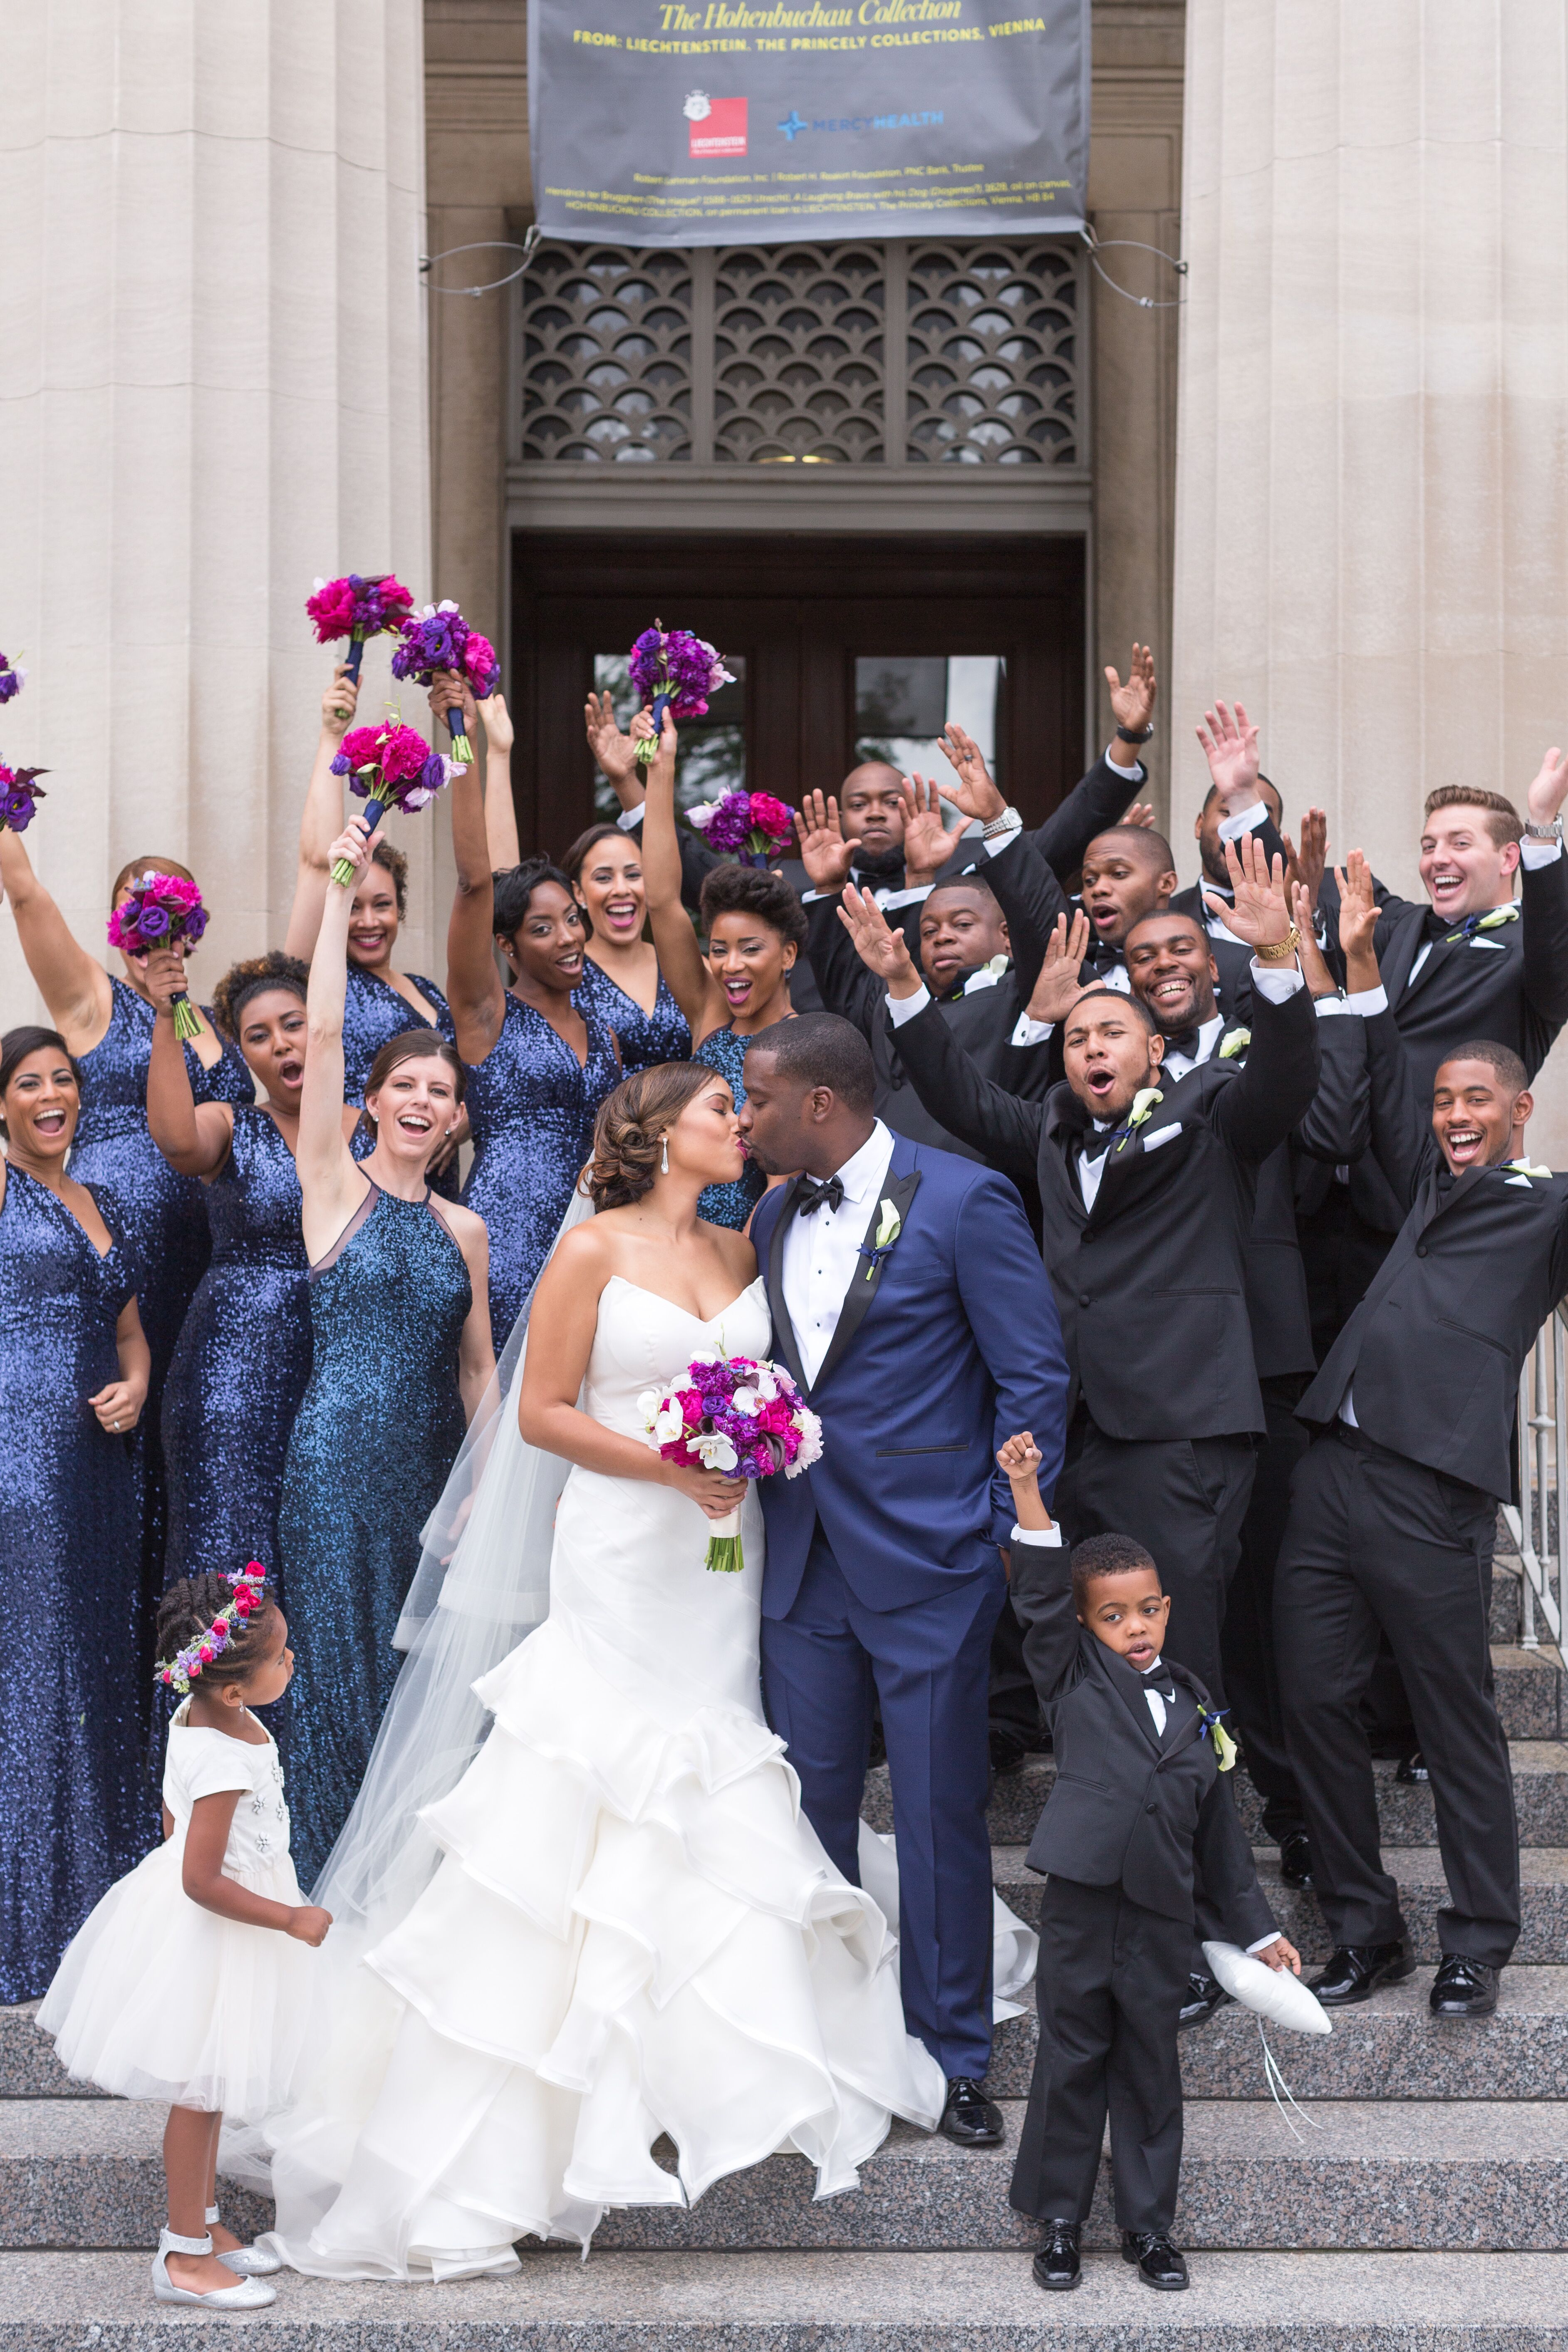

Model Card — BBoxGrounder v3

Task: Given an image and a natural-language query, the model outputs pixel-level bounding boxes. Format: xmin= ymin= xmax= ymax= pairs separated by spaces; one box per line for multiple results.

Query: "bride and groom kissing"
xmin=260 ymin=1010 xmax=1071 ymax=2281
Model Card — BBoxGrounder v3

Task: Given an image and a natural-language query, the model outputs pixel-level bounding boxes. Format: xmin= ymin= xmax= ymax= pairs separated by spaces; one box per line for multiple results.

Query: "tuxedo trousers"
xmin=1010 ymin=1877 xmax=1188 ymax=2233
xmin=1220 ymin=1375 xmax=1310 ymax=1841
xmin=1274 ymin=1426 xmax=1518 ymax=1966
xmin=760 ymin=1523 xmax=1003 ymax=2081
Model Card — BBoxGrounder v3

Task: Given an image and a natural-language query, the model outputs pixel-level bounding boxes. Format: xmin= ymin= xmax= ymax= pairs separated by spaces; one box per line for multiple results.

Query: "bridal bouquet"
xmin=629 ymin=621 xmax=733 ymax=769
xmin=329 ymin=721 xmax=450 ymax=883
xmin=0 ymin=763 xmax=47 ymax=833
xmin=108 ymin=872 xmax=210 ymax=1041
xmin=0 ymin=652 xmax=25 ymax=704
xmin=687 ymin=787 xmax=794 ymax=869
xmin=641 ymin=1350 xmax=822 ymax=1573
xmin=305 ymin=574 xmax=416 ymax=684
xmin=390 ymin=602 xmax=500 ymax=765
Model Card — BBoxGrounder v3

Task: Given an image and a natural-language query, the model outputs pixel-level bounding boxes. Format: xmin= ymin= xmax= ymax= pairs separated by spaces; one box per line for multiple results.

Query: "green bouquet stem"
xmin=704 ymin=1498 xmax=744 ymax=1574
xmin=171 ymin=993 xmax=205 ymax=1042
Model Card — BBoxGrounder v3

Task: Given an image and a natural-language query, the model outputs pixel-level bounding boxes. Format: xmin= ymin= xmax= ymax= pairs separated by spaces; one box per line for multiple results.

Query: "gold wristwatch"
xmin=1253 ymin=924 xmax=1301 ymax=965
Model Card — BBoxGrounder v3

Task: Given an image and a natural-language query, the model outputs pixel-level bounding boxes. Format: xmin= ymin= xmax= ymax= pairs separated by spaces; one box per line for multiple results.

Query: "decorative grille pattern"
xmin=516 ymin=244 xmax=693 ymax=463
xmin=905 ymin=243 xmax=1080 ymax=465
xmin=712 ymin=244 xmax=885 ymax=463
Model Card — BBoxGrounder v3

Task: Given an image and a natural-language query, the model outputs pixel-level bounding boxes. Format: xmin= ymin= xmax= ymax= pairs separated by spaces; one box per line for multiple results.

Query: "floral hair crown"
xmin=154 ymin=1563 xmax=268 ymax=1694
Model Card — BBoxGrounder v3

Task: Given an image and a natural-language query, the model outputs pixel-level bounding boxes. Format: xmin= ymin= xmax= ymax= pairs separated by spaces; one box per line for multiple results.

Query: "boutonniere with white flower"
xmin=1196 ymin=1702 xmax=1237 ymax=1771
xmin=859 ymin=1195 xmax=903 ymax=1283
xmin=1218 ymin=1028 xmax=1250 ymax=1059
xmin=1506 ymin=1159 xmax=1554 ymax=1183
xmin=1114 ymin=1087 xmax=1164 ymax=1152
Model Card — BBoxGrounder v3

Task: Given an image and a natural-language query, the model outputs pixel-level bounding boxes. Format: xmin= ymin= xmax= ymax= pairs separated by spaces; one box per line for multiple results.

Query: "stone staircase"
xmin=1 ymin=1533 xmax=1565 ymax=2345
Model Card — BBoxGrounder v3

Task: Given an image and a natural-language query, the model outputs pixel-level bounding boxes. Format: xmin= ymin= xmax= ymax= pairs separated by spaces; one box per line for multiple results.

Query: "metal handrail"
xmin=1502 ymin=1306 xmax=1568 ymax=1650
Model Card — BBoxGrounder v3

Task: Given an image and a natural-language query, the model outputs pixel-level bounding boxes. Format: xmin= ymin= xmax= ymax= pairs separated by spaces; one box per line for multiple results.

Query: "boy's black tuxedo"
xmin=1008 ymin=1538 xmax=1277 ymax=2234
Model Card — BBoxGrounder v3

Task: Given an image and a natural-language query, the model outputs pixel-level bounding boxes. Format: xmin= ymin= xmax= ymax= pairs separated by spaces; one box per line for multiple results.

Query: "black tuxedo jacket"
xmin=892 ymin=977 xmax=1321 ymax=1440
xmin=1298 ymin=1005 xmax=1568 ymax=1499
xmin=1020 ymin=749 xmax=1148 ymax=885
xmin=1010 ymin=1541 xmax=1278 ymax=1941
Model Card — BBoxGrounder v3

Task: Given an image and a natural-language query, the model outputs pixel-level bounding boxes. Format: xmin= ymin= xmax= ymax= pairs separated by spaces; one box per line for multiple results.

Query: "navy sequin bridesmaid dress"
xmin=692 ymin=1024 xmax=765 ymax=1229
xmin=160 ymin=1107 xmax=312 ymax=1588
xmin=278 ymin=1182 xmax=472 ymax=1886
xmin=577 ymin=954 xmax=690 ymax=1074
xmin=462 ymin=989 xmax=622 ymax=1341
xmin=342 ymin=966 xmax=461 ymax=1202
xmin=0 ymin=1169 xmax=158 ymax=1999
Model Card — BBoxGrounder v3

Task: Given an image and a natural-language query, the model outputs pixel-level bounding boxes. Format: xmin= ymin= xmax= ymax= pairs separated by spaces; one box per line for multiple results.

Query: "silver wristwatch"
xmin=1525 ymin=817 xmax=1564 ymax=842
xmin=981 ymin=806 xmax=1022 ymax=840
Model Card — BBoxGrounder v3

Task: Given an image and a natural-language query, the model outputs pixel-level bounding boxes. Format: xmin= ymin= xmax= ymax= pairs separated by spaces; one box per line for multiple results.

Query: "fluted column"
xmin=0 ymin=0 xmax=433 ymax=1011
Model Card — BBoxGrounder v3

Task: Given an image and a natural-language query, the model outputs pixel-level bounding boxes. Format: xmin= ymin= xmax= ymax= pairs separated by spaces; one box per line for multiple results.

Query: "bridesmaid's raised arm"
xmin=297 ymin=817 xmax=374 ymax=1261
xmin=639 ymin=711 xmax=717 ymax=1041
xmin=478 ymin=691 xmax=520 ymax=872
xmin=283 ymin=665 xmax=361 ymax=962
xmin=0 ymin=824 xmax=113 ymax=1054
xmin=443 ymin=709 xmax=508 ymax=1068
xmin=144 ymin=946 xmax=236 ymax=1178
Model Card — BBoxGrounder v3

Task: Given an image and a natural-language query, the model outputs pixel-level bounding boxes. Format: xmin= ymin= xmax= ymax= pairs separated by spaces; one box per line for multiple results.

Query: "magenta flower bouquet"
xmin=639 ymin=1350 xmax=822 ymax=1573
xmin=305 ymin=575 xmax=416 ymax=685
xmin=329 ymin=721 xmax=450 ymax=884
xmin=628 ymin=622 xmax=734 ymax=770
xmin=687 ymin=788 xmax=794 ymax=869
xmin=390 ymin=602 xmax=500 ymax=765
xmin=0 ymin=654 xmax=26 ymax=705
xmin=108 ymin=873 xmax=210 ymax=1041
xmin=0 ymin=764 xmax=47 ymax=834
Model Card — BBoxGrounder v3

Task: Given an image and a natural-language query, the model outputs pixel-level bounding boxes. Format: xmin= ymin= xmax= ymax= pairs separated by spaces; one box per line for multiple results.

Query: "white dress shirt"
xmin=779 ymin=1119 xmax=897 ymax=1386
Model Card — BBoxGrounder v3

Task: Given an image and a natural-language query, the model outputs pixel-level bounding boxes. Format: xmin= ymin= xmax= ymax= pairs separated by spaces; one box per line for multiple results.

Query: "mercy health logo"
xmin=777 ymin=106 xmax=942 ymax=140
xmin=684 ymin=90 xmax=748 ymax=156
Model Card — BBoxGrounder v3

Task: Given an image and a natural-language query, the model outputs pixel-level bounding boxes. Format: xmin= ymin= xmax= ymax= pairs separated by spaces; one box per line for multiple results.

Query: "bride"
xmin=257 ymin=1058 xmax=1031 ymax=2280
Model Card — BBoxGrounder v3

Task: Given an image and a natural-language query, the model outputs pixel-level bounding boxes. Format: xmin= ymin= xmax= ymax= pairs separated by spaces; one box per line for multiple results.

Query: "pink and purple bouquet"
xmin=629 ymin=622 xmax=734 ymax=770
xmin=390 ymin=601 xmax=500 ymax=765
xmin=688 ymin=788 xmax=794 ymax=868
xmin=640 ymin=1350 xmax=822 ymax=1573
xmin=107 ymin=872 xmax=210 ymax=1041
xmin=306 ymin=574 xmax=416 ymax=684
xmin=329 ymin=721 xmax=450 ymax=884
xmin=0 ymin=654 xmax=25 ymax=705
xmin=0 ymin=764 xmax=47 ymax=834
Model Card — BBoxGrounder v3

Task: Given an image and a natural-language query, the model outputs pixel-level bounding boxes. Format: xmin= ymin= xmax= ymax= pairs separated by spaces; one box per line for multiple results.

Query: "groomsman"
xmin=1168 ymin=699 xmax=1292 ymax=940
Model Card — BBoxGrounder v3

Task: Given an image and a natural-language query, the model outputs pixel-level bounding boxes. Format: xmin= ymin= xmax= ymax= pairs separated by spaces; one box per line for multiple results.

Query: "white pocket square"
xmin=1140 ymin=1123 xmax=1182 ymax=1152
xmin=1506 ymin=1173 xmax=1534 ymax=1187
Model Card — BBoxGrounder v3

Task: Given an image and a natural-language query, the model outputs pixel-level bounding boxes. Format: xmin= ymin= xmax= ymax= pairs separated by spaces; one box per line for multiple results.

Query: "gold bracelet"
xmin=1253 ymin=924 xmax=1301 ymax=965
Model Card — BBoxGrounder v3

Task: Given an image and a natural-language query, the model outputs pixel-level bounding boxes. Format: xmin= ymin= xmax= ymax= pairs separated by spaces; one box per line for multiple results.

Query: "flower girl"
xmin=38 ymin=1565 xmax=330 ymax=2309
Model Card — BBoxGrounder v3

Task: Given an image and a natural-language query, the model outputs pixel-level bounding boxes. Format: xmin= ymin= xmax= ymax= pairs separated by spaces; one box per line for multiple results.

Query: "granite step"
xmin=2 ymin=2097 xmax=1566 ymax=2255
xmin=5 ymin=2245 xmax=1568 ymax=2347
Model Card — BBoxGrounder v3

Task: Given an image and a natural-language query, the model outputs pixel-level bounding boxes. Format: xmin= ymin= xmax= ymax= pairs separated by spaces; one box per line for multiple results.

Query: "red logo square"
xmin=690 ymin=98 xmax=748 ymax=159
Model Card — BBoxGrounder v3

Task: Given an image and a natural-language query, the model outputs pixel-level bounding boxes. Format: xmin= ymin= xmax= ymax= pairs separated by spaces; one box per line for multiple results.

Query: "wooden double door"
xmin=508 ymin=530 xmax=1086 ymax=860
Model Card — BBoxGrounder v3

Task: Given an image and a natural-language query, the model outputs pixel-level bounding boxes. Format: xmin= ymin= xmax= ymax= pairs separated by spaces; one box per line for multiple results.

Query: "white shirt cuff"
xmin=1345 ymin=983 xmax=1389 ymax=1015
xmin=1010 ymin=1522 xmax=1062 ymax=1546
xmin=1521 ymin=838 xmax=1563 ymax=868
xmin=1219 ymin=799 xmax=1269 ymax=843
xmin=1246 ymin=1933 xmax=1282 ymax=1957
xmin=878 ymin=883 xmax=934 ymax=910
xmin=615 ymin=802 xmax=645 ymax=832
xmin=800 ymin=887 xmax=832 ymax=905
xmin=1105 ymin=748 xmax=1144 ymax=781
xmin=1248 ymin=961 xmax=1305 ymax=1002
xmin=1313 ymin=994 xmax=1348 ymax=1017
xmin=1011 ymin=1012 xmax=1054 ymax=1048
xmin=982 ymin=823 xmax=1023 ymax=857
xmin=887 ymin=984 xmax=932 ymax=1027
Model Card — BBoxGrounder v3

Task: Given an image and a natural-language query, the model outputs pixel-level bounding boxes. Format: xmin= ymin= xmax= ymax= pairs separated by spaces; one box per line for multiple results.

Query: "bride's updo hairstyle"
xmin=586 ymin=1063 xmax=716 ymax=1211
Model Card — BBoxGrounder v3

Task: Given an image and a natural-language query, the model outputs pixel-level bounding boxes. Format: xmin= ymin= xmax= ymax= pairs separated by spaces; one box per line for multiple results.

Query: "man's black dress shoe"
xmin=939 ymin=2077 xmax=1004 ymax=2146
xmin=1177 ymin=1968 xmax=1230 ymax=2031
xmin=1122 ymin=2230 xmax=1189 ymax=2290
xmin=1396 ymin=1748 xmax=1430 ymax=1784
xmin=1429 ymin=1954 xmax=1500 ymax=2017
xmin=1032 ymin=2220 xmax=1081 ymax=2291
xmin=1278 ymin=1829 xmax=1315 ymax=1889
xmin=1308 ymin=1941 xmax=1415 ymax=2005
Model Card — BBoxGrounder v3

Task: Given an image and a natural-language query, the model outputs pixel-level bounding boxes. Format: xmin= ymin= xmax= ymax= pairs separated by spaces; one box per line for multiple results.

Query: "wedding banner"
xmin=527 ymin=1 xmax=1090 ymax=248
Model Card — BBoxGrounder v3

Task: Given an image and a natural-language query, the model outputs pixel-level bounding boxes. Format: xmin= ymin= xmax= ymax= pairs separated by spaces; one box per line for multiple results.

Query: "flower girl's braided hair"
xmin=154 ymin=1568 xmax=276 ymax=1695
xmin=586 ymin=1063 xmax=715 ymax=1210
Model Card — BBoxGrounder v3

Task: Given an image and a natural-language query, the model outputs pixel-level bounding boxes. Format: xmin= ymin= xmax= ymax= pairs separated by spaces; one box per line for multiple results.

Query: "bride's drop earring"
xmin=660 ymin=1135 xmax=670 ymax=1175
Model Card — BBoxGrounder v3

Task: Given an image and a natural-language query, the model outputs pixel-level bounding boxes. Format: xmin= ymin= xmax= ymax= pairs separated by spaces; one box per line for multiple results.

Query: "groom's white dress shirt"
xmin=779 ymin=1119 xmax=895 ymax=1387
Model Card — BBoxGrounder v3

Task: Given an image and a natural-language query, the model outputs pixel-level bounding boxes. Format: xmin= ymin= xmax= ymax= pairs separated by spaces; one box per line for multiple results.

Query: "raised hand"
xmin=1282 ymin=806 xmax=1327 ymax=912
xmin=936 ymin=722 xmax=1007 ymax=825
xmin=899 ymin=773 xmax=952 ymax=885
xmin=793 ymin=789 xmax=861 ymax=890
xmin=323 ymin=664 xmax=359 ymax=737
xmin=1122 ymin=801 xmax=1157 ymax=830
xmin=1526 ymin=746 xmax=1568 ymax=827
xmin=428 ymin=669 xmax=478 ymax=743
xmin=837 ymin=883 xmax=921 ymax=995
xmin=142 ymin=945 xmax=187 ymax=1016
xmin=585 ymin=689 xmax=641 ymax=796
xmin=1025 ymin=909 xmax=1093 ymax=1026
xmin=1206 ymin=833 xmax=1291 ymax=953
xmin=1292 ymin=881 xmax=1337 ymax=996
xmin=1335 ymin=850 xmax=1380 ymax=989
xmin=1195 ymin=698 xmax=1261 ymax=809
xmin=327 ymin=815 xmax=377 ymax=885
xmin=478 ymin=690 xmax=515 ymax=756
xmin=1105 ymin=643 xmax=1157 ymax=739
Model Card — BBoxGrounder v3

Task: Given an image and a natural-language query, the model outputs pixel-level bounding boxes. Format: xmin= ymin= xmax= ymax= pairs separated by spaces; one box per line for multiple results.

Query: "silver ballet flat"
xmin=152 ymin=2226 xmax=277 ymax=2308
xmin=208 ymin=2201 xmax=283 ymax=2275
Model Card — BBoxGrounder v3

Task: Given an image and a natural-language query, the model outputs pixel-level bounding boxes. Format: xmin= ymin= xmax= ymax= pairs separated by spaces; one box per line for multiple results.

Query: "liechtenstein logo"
xmin=778 ymin=109 xmax=808 ymax=141
xmin=687 ymin=94 xmax=748 ymax=158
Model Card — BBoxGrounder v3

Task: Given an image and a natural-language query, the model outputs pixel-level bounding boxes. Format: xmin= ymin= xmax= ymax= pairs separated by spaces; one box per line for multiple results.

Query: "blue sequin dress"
xmin=160 ymin=1108 xmax=312 ymax=1588
xmin=462 ymin=989 xmax=623 ymax=1341
xmin=278 ymin=1182 xmax=472 ymax=1886
xmin=342 ymin=966 xmax=461 ymax=1202
xmin=577 ymin=954 xmax=690 ymax=1073
xmin=693 ymin=1024 xmax=766 ymax=1229
xmin=0 ymin=1168 xmax=157 ymax=1999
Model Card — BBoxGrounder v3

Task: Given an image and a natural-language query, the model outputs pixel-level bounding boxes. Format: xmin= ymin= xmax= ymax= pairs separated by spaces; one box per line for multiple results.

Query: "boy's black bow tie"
xmin=795 ymin=1173 xmax=845 ymax=1216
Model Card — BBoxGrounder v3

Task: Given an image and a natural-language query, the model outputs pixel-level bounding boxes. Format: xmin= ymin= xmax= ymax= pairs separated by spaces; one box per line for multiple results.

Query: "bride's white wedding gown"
xmin=259 ymin=1274 xmax=1031 ymax=2280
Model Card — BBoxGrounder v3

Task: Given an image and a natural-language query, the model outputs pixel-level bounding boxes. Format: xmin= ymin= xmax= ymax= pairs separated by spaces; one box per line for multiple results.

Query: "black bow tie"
xmin=1162 ymin=1026 xmax=1201 ymax=1062
xmin=1080 ymin=940 xmax=1124 ymax=978
xmin=795 ymin=1174 xmax=845 ymax=1217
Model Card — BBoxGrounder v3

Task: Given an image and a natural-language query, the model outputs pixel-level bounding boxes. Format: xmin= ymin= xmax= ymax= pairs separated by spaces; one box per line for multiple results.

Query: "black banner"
xmin=527 ymin=2 xmax=1090 ymax=248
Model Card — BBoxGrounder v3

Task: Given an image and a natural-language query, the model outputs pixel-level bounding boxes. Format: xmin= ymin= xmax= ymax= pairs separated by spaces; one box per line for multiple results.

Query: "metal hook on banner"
xmin=1078 ymin=225 xmax=1188 ymax=310
xmin=419 ymin=228 xmax=541 ymax=299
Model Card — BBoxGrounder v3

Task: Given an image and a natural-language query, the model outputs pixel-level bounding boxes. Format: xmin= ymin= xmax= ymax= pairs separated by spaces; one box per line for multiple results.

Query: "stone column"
xmin=0 ymin=0 xmax=433 ymax=1009
xmin=1170 ymin=0 xmax=1568 ymax=1145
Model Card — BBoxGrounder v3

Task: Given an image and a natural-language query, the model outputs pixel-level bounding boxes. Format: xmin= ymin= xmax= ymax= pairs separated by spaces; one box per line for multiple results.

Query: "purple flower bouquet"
xmin=108 ymin=874 xmax=210 ymax=1041
xmin=0 ymin=653 xmax=27 ymax=706
xmin=628 ymin=622 xmax=734 ymax=770
xmin=640 ymin=1350 xmax=822 ymax=1573
xmin=329 ymin=722 xmax=450 ymax=883
xmin=390 ymin=602 xmax=500 ymax=765
xmin=306 ymin=575 xmax=416 ymax=685
xmin=0 ymin=764 xmax=47 ymax=834
xmin=687 ymin=788 xmax=794 ymax=869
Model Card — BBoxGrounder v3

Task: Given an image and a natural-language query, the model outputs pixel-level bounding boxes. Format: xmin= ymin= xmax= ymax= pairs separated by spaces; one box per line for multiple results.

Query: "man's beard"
xmin=852 ymin=840 xmax=907 ymax=885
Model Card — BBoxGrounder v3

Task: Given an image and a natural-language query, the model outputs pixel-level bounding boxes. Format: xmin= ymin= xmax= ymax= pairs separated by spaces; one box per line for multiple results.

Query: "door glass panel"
xmin=591 ymin=652 xmax=747 ymax=823
xmin=854 ymin=654 xmax=1003 ymax=833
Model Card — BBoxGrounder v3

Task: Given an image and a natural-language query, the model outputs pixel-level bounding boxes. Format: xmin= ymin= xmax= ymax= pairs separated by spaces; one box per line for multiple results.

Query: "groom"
xmin=739 ymin=1014 xmax=1071 ymax=2144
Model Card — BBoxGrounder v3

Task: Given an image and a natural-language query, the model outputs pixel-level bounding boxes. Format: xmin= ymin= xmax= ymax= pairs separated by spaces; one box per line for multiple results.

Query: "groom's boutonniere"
xmin=1218 ymin=1028 xmax=1250 ymax=1059
xmin=1196 ymin=1702 xmax=1237 ymax=1771
xmin=1506 ymin=1158 xmax=1554 ymax=1185
xmin=1114 ymin=1086 xmax=1164 ymax=1152
xmin=859 ymin=1196 xmax=903 ymax=1283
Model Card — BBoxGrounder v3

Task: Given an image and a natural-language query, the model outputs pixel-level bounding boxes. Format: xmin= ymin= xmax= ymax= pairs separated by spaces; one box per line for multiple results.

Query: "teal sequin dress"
xmin=278 ymin=1182 xmax=471 ymax=1886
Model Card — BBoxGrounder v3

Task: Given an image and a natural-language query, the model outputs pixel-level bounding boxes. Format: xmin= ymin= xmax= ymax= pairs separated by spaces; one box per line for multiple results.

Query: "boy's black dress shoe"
xmin=1396 ymin=1747 xmax=1430 ymax=1784
xmin=1122 ymin=2230 xmax=1189 ymax=2290
xmin=1308 ymin=1942 xmax=1415 ymax=2004
xmin=1278 ymin=1829 xmax=1314 ymax=1889
xmin=1032 ymin=2221 xmax=1081 ymax=2291
xmin=1429 ymin=1955 xmax=1500 ymax=2017
xmin=939 ymin=2077 xmax=1004 ymax=2146
xmin=1177 ymin=1968 xmax=1230 ymax=2030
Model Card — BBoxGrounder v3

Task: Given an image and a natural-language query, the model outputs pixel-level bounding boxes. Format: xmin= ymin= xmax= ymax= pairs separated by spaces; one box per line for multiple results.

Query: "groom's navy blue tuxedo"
xmin=753 ymin=1131 xmax=1070 ymax=2080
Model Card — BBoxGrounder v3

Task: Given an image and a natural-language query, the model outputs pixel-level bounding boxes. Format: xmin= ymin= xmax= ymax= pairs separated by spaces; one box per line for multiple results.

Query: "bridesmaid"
xmin=281 ymin=815 xmax=495 ymax=1887
xmin=435 ymin=676 xmax=622 ymax=1341
xmin=146 ymin=948 xmax=356 ymax=1588
xmin=0 ymin=1026 xmax=157 ymax=1999
xmin=639 ymin=709 xmax=803 ymax=1228
xmin=562 ymin=823 xmax=691 ymax=1072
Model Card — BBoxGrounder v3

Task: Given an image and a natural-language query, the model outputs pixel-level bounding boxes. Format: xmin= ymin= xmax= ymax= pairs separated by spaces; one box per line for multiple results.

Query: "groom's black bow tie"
xmin=795 ymin=1173 xmax=845 ymax=1217
xmin=1161 ymin=1026 xmax=1201 ymax=1061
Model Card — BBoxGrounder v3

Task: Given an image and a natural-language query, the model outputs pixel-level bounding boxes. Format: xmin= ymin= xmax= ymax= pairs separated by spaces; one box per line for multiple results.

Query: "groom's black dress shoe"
xmin=1032 ymin=2221 xmax=1081 ymax=2291
xmin=1177 ymin=1969 xmax=1229 ymax=2031
xmin=1307 ymin=1941 xmax=1415 ymax=2005
xmin=1429 ymin=1954 xmax=1499 ymax=2017
xmin=1122 ymin=2230 xmax=1189 ymax=2291
xmin=939 ymin=2077 xmax=1004 ymax=2146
